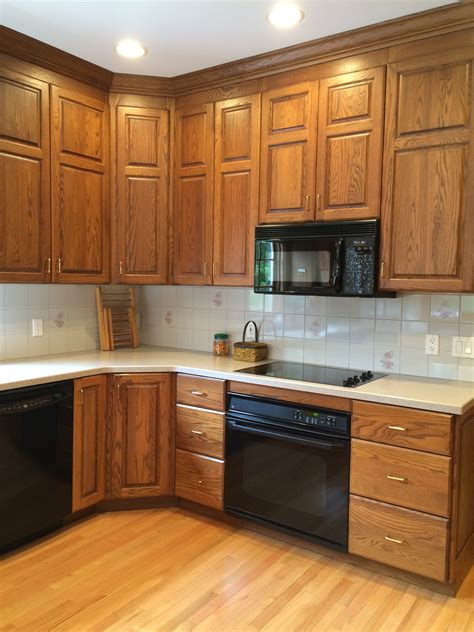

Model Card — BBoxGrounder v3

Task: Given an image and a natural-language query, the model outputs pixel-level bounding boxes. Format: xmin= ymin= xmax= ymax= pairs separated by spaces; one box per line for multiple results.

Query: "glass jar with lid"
xmin=213 ymin=333 xmax=229 ymax=356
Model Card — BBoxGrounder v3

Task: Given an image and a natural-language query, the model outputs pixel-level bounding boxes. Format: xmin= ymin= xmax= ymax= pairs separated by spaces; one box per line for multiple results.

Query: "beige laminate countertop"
xmin=0 ymin=346 xmax=472 ymax=415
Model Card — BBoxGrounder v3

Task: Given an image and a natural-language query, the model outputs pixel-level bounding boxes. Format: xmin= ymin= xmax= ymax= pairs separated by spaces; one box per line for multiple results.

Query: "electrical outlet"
xmin=452 ymin=337 xmax=474 ymax=358
xmin=31 ymin=318 xmax=43 ymax=337
xmin=425 ymin=334 xmax=439 ymax=355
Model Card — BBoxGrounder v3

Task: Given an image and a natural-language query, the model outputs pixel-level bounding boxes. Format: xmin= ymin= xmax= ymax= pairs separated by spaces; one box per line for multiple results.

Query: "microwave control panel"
xmin=342 ymin=238 xmax=376 ymax=296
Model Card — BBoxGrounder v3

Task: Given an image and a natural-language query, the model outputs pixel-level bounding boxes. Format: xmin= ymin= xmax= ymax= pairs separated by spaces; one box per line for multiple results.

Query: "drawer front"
xmin=176 ymin=405 xmax=224 ymax=459
xmin=175 ymin=449 xmax=224 ymax=510
xmin=352 ymin=401 xmax=453 ymax=455
xmin=350 ymin=439 xmax=451 ymax=517
xmin=349 ymin=495 xmax=448 ymax=581
xmin=177 ymin=374 xmax=226 ymax=411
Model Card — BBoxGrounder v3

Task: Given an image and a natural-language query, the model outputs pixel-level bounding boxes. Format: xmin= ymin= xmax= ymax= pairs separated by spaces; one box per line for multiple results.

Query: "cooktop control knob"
xmin=343 ymin=377 xmax=354 ymax=387
xmin=367 ymin=370 xmax=373 ymax=379
xmin=361 ymin=372 xmax=368 ymax=381
xmin=353 ymin=375 xmax=360 ymax=383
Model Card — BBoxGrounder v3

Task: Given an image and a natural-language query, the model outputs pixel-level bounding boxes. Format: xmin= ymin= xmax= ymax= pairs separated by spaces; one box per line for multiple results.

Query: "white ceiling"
xmin=0 ymin=0 xmax=457 ymax=77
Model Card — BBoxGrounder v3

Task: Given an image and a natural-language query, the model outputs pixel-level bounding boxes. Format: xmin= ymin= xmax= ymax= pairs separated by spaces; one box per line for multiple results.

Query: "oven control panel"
xmin=292 ymin=409 xmax=346 ymax=432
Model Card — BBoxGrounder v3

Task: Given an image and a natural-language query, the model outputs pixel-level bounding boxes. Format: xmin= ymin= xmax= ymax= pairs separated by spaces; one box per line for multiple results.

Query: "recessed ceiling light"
xmin=114 ymin=39 xmax=147 ymax=59
xmin=267 ymin=3 xmax=305 ymax=29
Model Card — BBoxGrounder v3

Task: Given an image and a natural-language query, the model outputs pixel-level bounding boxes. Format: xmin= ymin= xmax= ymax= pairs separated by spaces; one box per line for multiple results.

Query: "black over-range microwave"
xmin=254 ymin=219 xmax=389 ymax=297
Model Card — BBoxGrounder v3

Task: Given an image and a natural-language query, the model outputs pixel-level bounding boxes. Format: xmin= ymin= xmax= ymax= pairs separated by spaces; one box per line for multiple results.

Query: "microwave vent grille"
xmin=256 ymin=220 xmax=378 ymax=240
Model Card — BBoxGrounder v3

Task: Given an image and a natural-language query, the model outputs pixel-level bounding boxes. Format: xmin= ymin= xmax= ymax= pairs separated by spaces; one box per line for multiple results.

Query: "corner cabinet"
xmin=115 ymin=103 xmax=169 ymax=284
xmin=0 ymin=68 xmax=51 ymax=282
xmin=379 ymin=33 xmax=474 ymax=292
xmin=107 ymin=373 xmax=174 ymax=499
xmin=51 ymin=86 xmax=110 ymax=283
xmin=72 ymin=375 xmax=107 ymax=512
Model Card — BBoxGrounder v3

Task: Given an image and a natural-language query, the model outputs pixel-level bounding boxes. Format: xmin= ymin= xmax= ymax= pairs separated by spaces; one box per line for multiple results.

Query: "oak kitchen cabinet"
xmin=0 ymin=61 xmax=111 ymax=284
xmin=0 ymin=68 xmax=51 ymax=282
xmin=379 ymin=32 xmax=474 ymax=292
xmin=107 ymin=373 xmax=174 ymax=499
xmin=174 ymin=95 xmax=260 ymax=286
xmin=115 ymin=102 xmax=169 ymax=284
xmin=72 ymin=375 xmax=107 ymax=512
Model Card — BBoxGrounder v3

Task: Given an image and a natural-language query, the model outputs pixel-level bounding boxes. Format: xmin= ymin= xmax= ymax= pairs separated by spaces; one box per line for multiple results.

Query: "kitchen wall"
xmin=141 ymin=286 xmax=474 ymax=382
xmin=0 ymin=284 xmax=101 ymax=360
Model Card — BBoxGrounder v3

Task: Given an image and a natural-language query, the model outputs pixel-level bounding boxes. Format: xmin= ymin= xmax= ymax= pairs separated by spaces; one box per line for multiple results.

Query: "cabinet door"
xmin=213 ymin=95 xmax=260 ymax=286
xmin=0 ymin=69 xmax=51 ymax=282
xmin=116 ymin=106 xmax=169 ymax=284
xmin=380 ymin=50 xmax=474 ymax=291
xmin=51 ymin=86 xmax=110 ymax=283
xmin=316 ymin=67 xmax=384 ymax=221
xmin=108 ymin=373 xmax=173 ymax=498
xmin=73 ymin=375 xmax=106 ymax=511
xmin=174 ymin=104 xmax=214 ymax=285
xmin=259 ymin=82 xmax=318 ymax=223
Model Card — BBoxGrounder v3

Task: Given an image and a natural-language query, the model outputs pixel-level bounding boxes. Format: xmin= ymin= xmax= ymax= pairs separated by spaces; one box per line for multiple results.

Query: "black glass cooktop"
xmin=236 ymin=362 xmax=386 ymax=388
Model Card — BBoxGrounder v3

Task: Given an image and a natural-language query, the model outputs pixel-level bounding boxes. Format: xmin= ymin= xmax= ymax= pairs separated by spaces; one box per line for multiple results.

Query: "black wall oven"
xmin=225 ymin=393 xmax=350 ymax=550
xmin=254 ymin=219 xmax=383 ymax=296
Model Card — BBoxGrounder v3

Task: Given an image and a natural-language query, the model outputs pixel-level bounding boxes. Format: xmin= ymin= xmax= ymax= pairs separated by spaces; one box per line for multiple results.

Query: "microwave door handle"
xmin=331 ymin=239 xmax=345 ymax=293
xmin=227 ymin=418 xmax=347 ymax=450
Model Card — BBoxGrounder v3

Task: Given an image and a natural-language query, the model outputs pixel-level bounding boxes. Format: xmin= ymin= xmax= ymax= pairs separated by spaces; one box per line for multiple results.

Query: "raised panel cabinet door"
xmin=116 ymin=106 xmax=169 ymax=284
xmin=51 ymin=86 xmax=110 ymax=283
xmin=316 ymin=67 xmax=385 ymax=221
xmin=0 ymin=69 xmax=51 ymax=282
xmin=108 ymin=373 xmax=173 ymax=498
xmin=259 ymin=82 xmax=318 ymax=223
xmin=173 ymin=103 xmax=214 ymax=285
xmin=72 ymin=375 xmax=106 ymax=511
xmin=213 ymin=95 xmax=260 ymax=286
xmin=380 ymin=48 xmax=474 ymax=291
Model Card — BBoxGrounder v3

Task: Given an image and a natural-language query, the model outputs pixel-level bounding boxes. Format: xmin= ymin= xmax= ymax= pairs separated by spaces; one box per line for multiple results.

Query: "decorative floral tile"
xmin=430 ymin=294 xmax=460 ymax=322
xmin=374 ymin=346 xmax=400 ymax=373
xmin=304 ymin=316 xmax=327 ymax=339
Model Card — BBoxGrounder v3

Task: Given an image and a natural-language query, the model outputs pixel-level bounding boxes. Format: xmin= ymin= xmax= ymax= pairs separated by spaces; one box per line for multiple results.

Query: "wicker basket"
xmin=233 ymin=321 xmax=268 ymax=362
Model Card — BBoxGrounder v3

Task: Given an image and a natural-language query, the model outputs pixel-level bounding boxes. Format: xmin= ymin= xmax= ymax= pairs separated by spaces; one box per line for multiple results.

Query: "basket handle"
xmin=242 ymin=320 xmax=259 ymax=343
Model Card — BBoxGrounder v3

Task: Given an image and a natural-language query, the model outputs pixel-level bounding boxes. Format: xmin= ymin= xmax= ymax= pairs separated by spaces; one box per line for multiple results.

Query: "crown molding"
xmin=171 ymin=2 xmax=474 ymax=94
xmin=110 ymin=73 xmax=174 ymax=97
xmin=0 ymin=25 xmax=113 ymax=91
xmin=1 ymin=2 xmax=473 ymax=97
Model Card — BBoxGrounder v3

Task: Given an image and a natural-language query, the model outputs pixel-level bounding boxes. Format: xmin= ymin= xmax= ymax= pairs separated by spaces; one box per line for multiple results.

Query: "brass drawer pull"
xmin=388 ymin=425 xmax=407 ymax=431
xmin=78 ymin=388 xmax=84 ymax=405
xmin=198 ymin=480 xmax=203 ymax=485
xmin=191 ymin=430 xmax=204 ymax=435
xmin=191 ymin=390 xmax=207 ymax=397
xmin=387 ymin=474 xmax=407 ymax=483
xmin=385 ymin=535 xmax=404 ymax=545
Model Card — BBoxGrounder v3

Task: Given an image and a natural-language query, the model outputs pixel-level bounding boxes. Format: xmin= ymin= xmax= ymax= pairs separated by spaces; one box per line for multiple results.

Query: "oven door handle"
xmin=227 ymin=418 xmax=348 ymax=450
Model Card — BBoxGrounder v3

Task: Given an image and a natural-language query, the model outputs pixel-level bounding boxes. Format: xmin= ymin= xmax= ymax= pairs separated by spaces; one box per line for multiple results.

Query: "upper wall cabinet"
xmin=213 ymin=95 xmax=260 ymax=286
xmin=259 ymin=82 xmax=318 ymax=223
xmin=380 ymin=34 xmax=474 ymax=292
xmin=0 ymin=69 xmax=51 ymax=282
xmin=116 ymin=105 xmax=169 ymax=284
xmin=174 ymin=103 xmax=214 ymax=285
xmin=316 ymin=67 xmax=385 ymax=221
xmin=51 ymin=87 xmax=110 ymax=283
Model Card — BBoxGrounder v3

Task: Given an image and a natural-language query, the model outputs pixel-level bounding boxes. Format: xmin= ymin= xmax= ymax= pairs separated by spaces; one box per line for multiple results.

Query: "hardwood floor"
xmin=1 ymin=508 xmax=473 ymax=631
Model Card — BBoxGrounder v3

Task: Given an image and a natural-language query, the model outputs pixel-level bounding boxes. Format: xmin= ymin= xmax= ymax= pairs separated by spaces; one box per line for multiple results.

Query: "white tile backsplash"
xmin=1 ymin=284 xmax=471 ymax=383
xmin=0 ymin=283 xmax=105 ymax=360
xmin=141 ymin=287 xmax=474 ymax=381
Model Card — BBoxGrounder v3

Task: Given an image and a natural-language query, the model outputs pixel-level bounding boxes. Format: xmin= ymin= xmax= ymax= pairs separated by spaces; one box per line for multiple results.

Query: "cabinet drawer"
xmin=349 ymin=495 xmax=448 ymax=582
xmin=177 ymin=374 xmax=226 ymax=411
xmin=176 ymin=405 xmax=224 ymax=459
xmin=175 ymin=449 xmax=224 ymax=510
xmin=352 ymin=401 xmax=453 ymax=455
xmin=350 ymin=439 xmax=451 ymax=517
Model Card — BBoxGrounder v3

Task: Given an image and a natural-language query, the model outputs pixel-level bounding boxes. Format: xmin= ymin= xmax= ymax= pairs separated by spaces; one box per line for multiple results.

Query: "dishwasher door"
xmin=0 ymin=381 xmax=73 ymax=552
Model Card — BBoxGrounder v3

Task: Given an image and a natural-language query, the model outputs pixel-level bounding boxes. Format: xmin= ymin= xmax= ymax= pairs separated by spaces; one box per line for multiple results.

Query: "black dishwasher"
xmin=0 ymin=381 xmax=73 ymax=552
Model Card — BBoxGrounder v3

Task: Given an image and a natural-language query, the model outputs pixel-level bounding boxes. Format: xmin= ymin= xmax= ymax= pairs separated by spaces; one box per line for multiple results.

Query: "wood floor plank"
xmin=0 ymin=508 xmax=472 ymax=632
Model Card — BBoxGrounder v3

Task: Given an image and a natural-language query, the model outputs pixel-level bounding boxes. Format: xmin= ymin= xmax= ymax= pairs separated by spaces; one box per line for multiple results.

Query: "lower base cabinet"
xmin=175 ymin=449 xmax=224 ymax=511
xmin=349 ymin=495 xmax=448 ymax=581
xmin=107 ymin=373 xmax=174 ymax=498
xmin=72 ymin=375 xmax=107 ymax=512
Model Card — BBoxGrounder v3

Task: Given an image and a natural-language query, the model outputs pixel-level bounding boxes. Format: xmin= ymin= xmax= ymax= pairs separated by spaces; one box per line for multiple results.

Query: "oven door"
xmin=254 ymin=236 xmax=344 ymax=294
xmin=224 ymin=416 xmax=350 ymax=549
